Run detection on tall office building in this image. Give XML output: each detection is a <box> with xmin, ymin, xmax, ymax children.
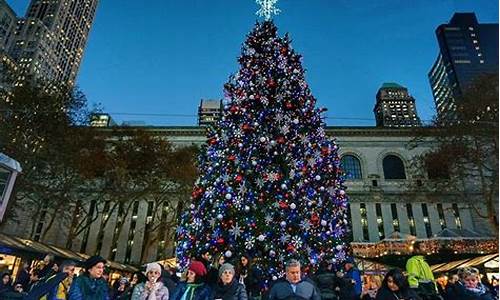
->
<box><xmin>8</xmin><ymin>0</ymin><xmax>98</xmax><ymax>86</ymax></box>
<box><xmin>198</xmin><ymin>99</ymin><xmax>222</xmax><ymax>127</ymax></box>
<box><xmin>374</xmin><ymin>83</ymin><xmax>421</xmax><ymax>128</ymax></box>
<box><xmin>429</xmin><ymin>13</ymin><xmax>499</xmax><ymax>120</ymax></box>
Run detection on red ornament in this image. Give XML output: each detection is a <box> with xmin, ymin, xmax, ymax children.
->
<box><xmin>277</xmin><ymin>136</ymin><xmax>285</xmax><ymax>144</ymax></box>
<box><xmin>279</xmin><ymin>201</ymin><xmax>288</xmax><ymax>209</ymax></box>
<box><xmin>230</xmin><ymin>106</ymin><xmax>238</xmax><ymax>113</ymax></box>
<box><xmin>310</xmin><ymin>213</ymin><xmax>320</xmax><ymax>225</ymax></box>
<box><xmin>268</xmin><ymin>79</ymin><xmax>276</xmax><ymax>88</ymax></box>
<box><xmin>209</xmin><ymin>138</ymin><xmax>217</xmax><ymax>145</ymax></box>
<box><xmin>217</xmin><ymin>238</ymin><xmax>224</xmax><ymax>244</ymax></box>
<box><xmin>228</xmin><ymin>155</ymin><xmax>236</xmax><ymax>161</ymax></box>
<box><xmin>242</xmin><ymin>123</ymin><xmax>253</xmax><ymax>131</ymax></box>
<box><xmin>235</xmin><ymin>174</ymin><xmax>243</xmax><ymax>182</ymax></box>
<box><xmin>286</xmin><ymin>244</ymin><xmax>295</xmax><ymax>252</ymax></box>
<box><xmin>286</xmin><ymin>102</ymin><xmax>293</xmax><ymax>109</ymax></box>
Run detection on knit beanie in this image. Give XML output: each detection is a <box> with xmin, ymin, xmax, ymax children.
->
<box><xmin>145</xmin><ymin>262</ymin><xmax>162</xmax><ymax>275</ymax></box>
<box><xmin>188</xmin><ymin>260</ymin><xmax>207</xmax><ymax>277</ymax></box>
<box><xmin>218</xmin><ymin>263</ymin><xmax>235</xmax><ymax>278</ymax></box>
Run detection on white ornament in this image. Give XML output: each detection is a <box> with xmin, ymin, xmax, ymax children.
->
<box><xmin>260</xmin><ymin>137</ymin><xmax>266</xmax><ymax>143</ymax></box>
<box><xmin>321</xmin><ymin>220</ymin><xmax>328</xmax><ymax>226</ymax></box>
<box><xmin>225</xmin><ymin>193</ymin><xmax>232</xmax><ymax>200</ymax></box>
<box><xmin>244</xmin><ymin>205</ymin><xmax>250</xmax><ymax>212</ymax></box>
<box><xmin>272</xmin><ymin>275</ymin><xmax>278</xmax><ymax>281</ymax></box>
<box><xmin>290</xmin><ymin>203</ymin><xmax>296</xmax><ymax>210</ymax></box>
<box><xmin>269</xmin><ymin>250</ymin><xmax>276</xmax><ymax>257</ymax></box>
<box><xmin>293</xmin><ymin>119</ymin><xmax>299</xmax><ymax>124</ymax></box>
<box><xmin>258</xmin><ymin>234</ymin><xmax>265</xmax><ymax>241</ymax></box>
<box><xmin>251</xmin><ymin>160</ymin><xmax>258</xmax><ymax>166</ymax></box>
<box><xmin>217</xmin><ymin>214</ymin><xmax>223</xmax><ymax>220</ymax></box>
<box><xmin>315</xmin><ymin>175</ymin><xmax>321</xmax><ymax>181</ymax></box>
<box><xmin>225</xmin><ymin>250</ymin><xmax>232</xmax><ymax>258</ymax></box>
<box><xmin>281</xmin><ymin>183</ymin><xmax>287</xmax><ymax>189</ymax></box>
<box><xmin>190</xmin><ymin>204</ymin><xmax>195</xmax><ymax>209</ymax></box>
<box><xmin>280</xmin><ymin>221</ymin><xmax>286</xmax><ymax>227</ymax></box>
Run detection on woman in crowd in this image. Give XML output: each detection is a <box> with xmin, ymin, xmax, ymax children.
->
<box><xmin>170</xmin><ymin>261</ymin><xmax>211</xmax><ymax>300</ymax></box>
<box><xmin>132</xmin><ymin>262</ymin><xmax>169</xmax><ymax>300</ymax></box>
<box><xmin>111</xmin><ymin>277</ymin><xmax>133</xmax><ymax>300</ymax></box>
<box><xmin>375</xmin><ymin>268</ymin><xmax>420</xmax><ymax>300</ymax></box>
<box><xmin>362</xmin><ymin>275</ymin><xmax>382</xmax><ymax>300</ymax></box>
<box><xmin>236</xmin><ymin>255</ymin><xmax>261</xmax><ymax>299</ymax></box>
<box><xmin>449</xmin><ymin>267</ymin><xmax>495</xmax><ymax>300</ymax></box>
<box><xmin>207</xmin><ymin>253</ymin><xmax>226</xmax><ymax>287</ymax></box>
<box><xmin>0</xmin><ymin>272</ymin><xmax>13</xmax><ymax>297</ymax></box>
<box><xmin>212</xmin><ymin>263</ymin><xmax>247</xmax><ymax>300</ymax></box>
<box><xmin>68</xmin><ymin>255</ymin><xmax>110</xmax><ymax>300</ymax></box>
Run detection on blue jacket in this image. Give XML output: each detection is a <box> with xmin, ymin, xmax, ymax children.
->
<box><xmin>170</xmin><ymin>282</ymin><xmax>211</xmax><ymax>300</ymax></box>
<box><xmin>345</xmin><ymin>268</ymin><xmax>362</xmax><ymax>296</ymax></box>
<box><xmin>68</xmin><ymin>274</ymin><xmax>110</xmax><ymax>300</ymax></box>
<box><xmin>268</xmin><ymin>279</ymin><xmax>321</xmax><ymax>300</ymax></box>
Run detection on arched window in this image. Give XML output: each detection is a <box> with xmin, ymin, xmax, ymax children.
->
<box><xmin>383</xmin><ymin>155</ymin><xmax>406</xmax><ymax>179</ymax></box>
<box><xmin>341</xmin><ymin>155</ymin><xmax>362</xmax><ymax>179</ymax></box>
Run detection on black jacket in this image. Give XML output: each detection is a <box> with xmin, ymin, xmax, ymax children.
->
<box><xmin>312</xmin><ymin>271</ymin><xmax>336</xmax><ymax>300</ymax></box>
<box><xmin>375</xmin><ymin>286</ymin><xmax>421</xmax><ymax>300</ymax></box>
<box><xmin>212</xmin><ymin>280</ymin><xmax>248</xmax><ymax>300</ymax></box>
<box><xmin>446</xmin><ymin>283</ymin><xmax>495</xmax><ymax>300</ymax></box>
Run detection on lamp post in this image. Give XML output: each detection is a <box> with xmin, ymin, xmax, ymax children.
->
<box><xmin>0</xmin><ymin>153</ymin><xmax>22</xmax><ymax>222</ymax></box>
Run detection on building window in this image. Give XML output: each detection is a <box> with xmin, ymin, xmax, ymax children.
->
<box><xmin>437</xmin><ymin>204</ymin><xmax>446</xmax><ymax>229</ymax></box>
<box><xmin>360</xmin><ymin>203</ymin><xmax>369</xmax><ymax>241</ymax></box>
<box><xmin>125</xmin><ymin>201</ymin><xmax>140</xmax><ymax>264</ymax></box>
<box><xmin>391</xmin><ymin>203</ymin><xmax>400</xmax><ymax>232</ymax></box>
<box><xmin>375</xmin><ymin>203</ymin><xmax>385</xmax><ymax>240</ymax></box>
<box><xmin>341</xmin><ymin>155</ymin><xmax>362</xmax><ymax>179</ymax></box>
<box><xmin>383</xmin><ymin>155</ymin><xmax>406</xmax><ymax>179</ymax></box>
<box><xmin>452</xmin><ymin>204</ymin><xmax>462</xmax><ymax>229</ymax></box>
<box><xmin>421</xmin><ymin>204</ymin><xmax>432</xmax><ymax>238</ymax></box>
<box><xmin>406</xmin><ymin>204</ymin><xmax>416</xmax><ymax>236</ymax></box>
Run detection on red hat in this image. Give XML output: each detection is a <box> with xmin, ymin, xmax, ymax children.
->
<box><xmin>188</xmin><ymin>261</ymin><xmax>207</xmax><ymax>277</ymax></box>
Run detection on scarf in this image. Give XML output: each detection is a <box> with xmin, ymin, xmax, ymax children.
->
<box><xmin>180</xmin><ymin>283</ymin><xmax>203</xmax><ymax>300</ymax></box>
<box><xmin>466</xmin><ymin>283</ymin><xmax>488</xmax><ymax>295</ymax></box>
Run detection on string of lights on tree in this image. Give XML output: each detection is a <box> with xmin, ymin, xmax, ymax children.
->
<box><xmin>176</xmin><ymin>0</ymin><xmax>351</xmax><ymax>287</ymax></box>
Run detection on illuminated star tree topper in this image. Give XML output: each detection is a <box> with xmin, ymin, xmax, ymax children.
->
<box><xmin>256</xmin><ymin>0</ymin><xmax>281</xmax><ymax>21</ymax></box>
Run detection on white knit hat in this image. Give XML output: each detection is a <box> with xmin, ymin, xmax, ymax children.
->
<box><xmin>145</xmin><ymin>262</ymin><xmax>162</xmax><ymax>275</ymax></box>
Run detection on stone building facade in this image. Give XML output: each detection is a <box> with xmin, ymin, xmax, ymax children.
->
<box><xmin>1</xmin><ymin>126</ymin><xmax>497</xmax><ymax>265</ymax></box>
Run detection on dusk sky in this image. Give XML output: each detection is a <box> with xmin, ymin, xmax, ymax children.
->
<box><xmin>9</xmin><ymin>0</ymin><xmax>499</xmax><ymax>126</ymax></box>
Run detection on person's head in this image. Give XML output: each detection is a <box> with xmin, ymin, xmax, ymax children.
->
<box><xmin>201</xmin><ymin>251</ymin><xmax>211</xmax><ymax>263</ymax></box>
<box><xmin>436</xmin><ymin>273</ymin><xmax>448</xmax><ymax>288</ymax></box>
<box><xmin>145</xmin><ymin>262</ymin><xmax>162</xmax><ymax>283</ymax></box>
<box><xmin>343</xmin><ymin>257</ymin><xmax>355</xmax><ymax>271</ymax></box>
<box><xmin>29</xmin><ymin>270</ymin><xmax>40</xmax><ymax>282</ymax></box>
<box><xmin>213</xmin><ymin>253</ymin><xmax>225</xmax><ymax>269</ymax></box>
<box><xmin>118</xmin><ymin>277</ymin><xmax>129</xmax><ymax>288</ymax></box>
<box><xmin>22</xmin><ymin>262</ymin><xmax>30</xmax><ymax>270</ymax></box>
<box><xmin>285</xmin><ymin>259</ymin><xmax>301</xmax><ymax>284</ymax></box>
<box><xmin>492</xmin><ymin>277</ymin><xmax>498</xmax><ymax>287</ymax></box>
<box><xmin>84</xmin><ymin>255</ymin><xmax>107</xmax><ymax>279</ymax></box>
<box><xmin>448</xmin><ymin>273</ymin><xmax>459</xmax><ymax>284</ymax></box>
<box><xmin>187</xmin><ymin>260</ymin><xmax>207</xmax><ymax>284</ymax></box>
<box><xmin>13</xmin><ymin>282</ymin><xmax>23</xmax><ymax>293</ymax></box>
<box><xmin>131</xmin><ymin>271</ymin><xmax>146</xmax><ymax>285</ymax></box>
<box><xmin>369</xmin><ymin>275</ymin><xmax>382</xmax><ymax>290</ymax></box>
<box><xmin>43</xmin><ymin>254</ymin><xmax>55</xmax><ymax>265</ymax></box>
<box><xmin>2</xmin><ymin>273</ymin><xmax>11</xmax><ymax>285</ymax></box>
<box><xmin>458</xmin><ymin>267</ymin><xmax>480</xmax><ymax>289</ymax></box>
<box><xmin>383</xmin><ymin>269</ymin><xmax>409</xmax><ymax>293</ymax></box>
<box><xmin>60</xmin><ymin>260</ymin><xmax>76</xmax><ymax>278</ymax></box>
<box><xmin>241</xmin><ymin>255</ymin><xmax>249</xmax><ymax>267</ymax></box>
<box><xmin>219</xmin><ymin>263</ymin><xmax>235</xmax><ymax>285</ymax></box>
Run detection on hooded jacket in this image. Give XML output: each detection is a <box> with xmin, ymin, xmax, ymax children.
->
<box><xmin>405</xmin><ymin>255</ymin><xmax>435</xmax><ymax>289</ymax></box>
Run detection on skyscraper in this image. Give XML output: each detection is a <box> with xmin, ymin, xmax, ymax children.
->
<box><xmin>429</xmin><ymin>13</ymin><xmax>498</xmax><ymax>120</ymax></box>
<box><xmin>374</xmin><ymin>82</ymin><xmax>421</xmax><ymax>128</ymax></box>
<box><xmin>8</xmin><ymin>0</ymin><xmax>98</xmax><ymax>86</ymax></box>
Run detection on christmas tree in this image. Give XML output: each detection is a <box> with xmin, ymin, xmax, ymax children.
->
<box><xmin>176</xmin><ymin>20</ymin><xmax>350</xmax><ymax>285</ymax></box>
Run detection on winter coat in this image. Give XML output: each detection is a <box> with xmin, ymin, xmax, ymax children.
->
<box><xmin>405</xmin><ymin>256</ymin><xmax>435</xmax><ymax>290</ymax></box>
<box><xmin>68</xmin><ymin>273</ymin><xmax>110</xmax><ymax>300</ymax></box>
<box><xmin>268</xmin><ymin>279</ymin><xmax>321</xmax><ymax>300</ymax></box>
<box><xmin>23</xmin><ymin>272</ymin><xmax>68</xmax><ymax>300</ymax></box>
<box><xmin>375</xmin><ymin>286</ymin><xmax>421</xmax><ymax>300</ymax></box>
<box><xmin>212</xmin><ymin>279</ymin><xmax>248</xmax><ymax>300</ymax></box>
<box><xmin>447</xmin><ymin>282</ymin><xmax>495</xmax><ymax>300</ymax></box>
<box><xmin>332</xmin><ymin>276</ymin><xmax>356</xmax><ymax>300</ymax></box>
<box><xmin>170</xmin><ymin>282</ymin><xmax>212</xmax><ymax>300</ymax></box>
<box><xmin>312</xmin><ymin>271</ymin><xmax>336</xmax><ymax>300</ymax></box>
<box><xmin>131</xmin><ymin>281</ymin><xmax>169</xmax><ymax>300</ymax></box>
<box><xmin>238</xmin><ymin>266</ymin><xmax>262</xmax><ymax>297</ymax></box>
<box><xmin>344</xmin><ymin>268</ymin><xmax>362</xmax><ymax>297</ymax></box>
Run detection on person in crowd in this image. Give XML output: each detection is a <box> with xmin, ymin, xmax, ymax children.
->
<box><xmin>159</xmin><ymin>264</ymin><xmax>177</xmax><ymax>294</ymax></box>
<box><xmin>448</xmin><ymin>267</ymin><xmax>495</xmax><ymax>300</ymax></box>
<box><xmin>406</xmin><ymin>242</ymin><xmax>438</xmax><ymax>300</ymax></box>
<box><xmin>111</xmin><ymin>277</ymin><xmax>132</xmax><ymax>300</ymax></box>
<box><xmin>16</xmin><ymin>262</ymin><xmax>31</xmax><ymax>291</ymax></box>
<box><xmin>68</xmin><ymin>255</ymin><xmax>110</xmax><ymax>300</ymax></box>
<box><xmin>170</xmin><ymin>260</ymin><xmax>211</xmax><ymax>300</ymax></box>
<box><xmin>333</xmin><ymin>269</ymin><xmax>356</xmax><ymax>300</ymax></box>
<box><xmin>212</xmin><ymin>263</ymin><xmax>247</xmax><ymax>300</ymax></box>
<box><xmin>207</xmin><ymin>253</ymin><xmax>226</xmax><ymax>287</ymax></box>
<box><xmin>490</xmin><ymin>277</ymin><xmax>499</xmax><ymax>300</ymax></box>
<box><xmin>268</xmin><ymin>259</ymin><xmax>320</xmax><ymax>300</ymax></box>
<box><xmin>0</xmin><ymin>281</ymin><xmax>28</xmax><ymax>300</ymax></box>
<box><xmin>0</xmin><ymin>271</ymin><xmax>13</xmax><ymax>296</ymax></box>
<box><xmin>131</xmin><ymin>271</ymin><xmax>148</xmax><ymax>290</ymax></box>
<box><xmin>39</xmin><ymin>254</ymin><xmax>56</xmax><ymax>279</ymax></box>
<box><xmin>27</xmin><ymin>269</ymin><xmax>42</xmax><ymax>292</ymax></box>
<box><xmin>343</xmin><ymin>257</ymin><xmax>362</xmax><ymax>299</ymax></box>
<box><xmin>375</xmin><ymin>268</ymin><xmax>421</xmax><ymax>300</ymax></box>
<box><xmin>26</xmin><ymin>259</ymin><xmax>76</xmax><ymax>300</ymax></box>
<box><xmin>236</xmin><ymin>254</ymin><xmax>261</xmax><ymax>300</ymax></box>
<box><xmin>312</xmin><ymin>260</ymin><xmax>336</xmax><ymax>300</ymax></box>
<box><xmin>361</xmin><ymin>275</ymin><xmax>382</xmax><ymax>300</ymax></box>
<box><xmin>132</xmin><ymin>262</ymin><xmax>169</xmax><ymax>300</ymax></box>
<box><xmin>435</xmin><ymin>273</ymin><xmax>447</xmax><ymax>298</ymax></box>
<box><xmin>441</xmin><ymin>273</ymin><xmax>459</xmax><ymax>300</ymax></box>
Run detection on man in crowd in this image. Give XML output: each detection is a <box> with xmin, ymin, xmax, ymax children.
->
<box><xmin>268</xmin><ymin>259</ymin><xmax>321</xmax><ymax>300</ymax></box>
<box><xmin>406</xmin><ymin>242</ymin><xmax>439</xmax><ymax>300</ymax></box>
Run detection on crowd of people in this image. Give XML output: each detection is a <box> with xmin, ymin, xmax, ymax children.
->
<box><xmin>0</xmin><ymin>248</ymin><xmax>497</xmax><ymax>300</ymax></box>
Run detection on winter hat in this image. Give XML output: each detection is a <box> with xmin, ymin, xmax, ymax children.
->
<box><xmin>145</xmin><ymin>262</ymin><xmax>162</xmax><ymax>275</ymax></box>
<box><xmin>218</xmin><ymin>263</ymin><xmax>235</xmax><ymax>277</ymax></box>
<box><xmin>188</xmin><ymin>260</ymin><xmax>207</xmax><ymax>277</ymax></box>
<box><xmin>84</xmin><ymin>255</ymin><xmax>107</xmax><ymax>270</ymax></box>
<box><xmin>119</xmin><ymin>277</ymin><xmax>129</xmax><ymax>285</ymax></box>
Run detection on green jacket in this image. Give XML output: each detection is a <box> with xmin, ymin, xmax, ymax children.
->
<box><xmin>406</xmin><ymin>255</ymin><xmax>435</xmax><ymax>288</ymax></box>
